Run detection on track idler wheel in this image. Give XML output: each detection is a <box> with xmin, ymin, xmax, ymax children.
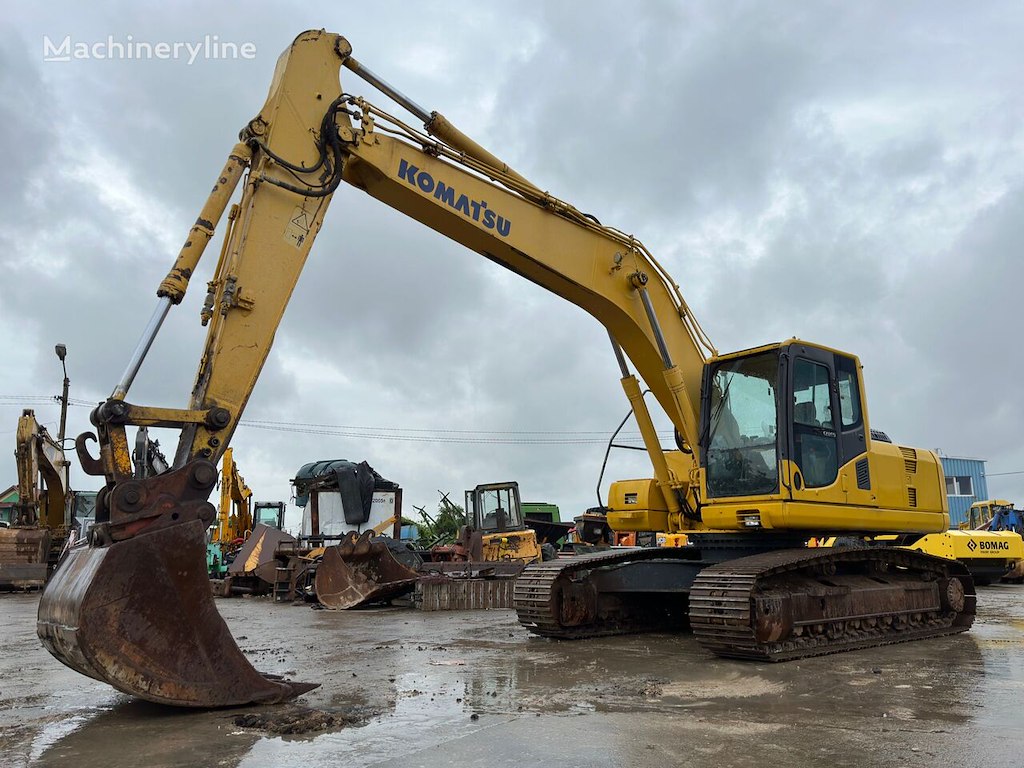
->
<box><xmin>940</xmin><ymin>576</ymin><xmax>966</xmax><ymax>613</ymax></box>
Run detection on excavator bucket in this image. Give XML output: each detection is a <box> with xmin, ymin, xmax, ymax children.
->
<box><xmin>314</xmin><ymin>531</ymin><xmax>419</xmax><ymax>609</ymax></box>
<box><xmin>37</xmin><ymin>519</ymin><xmax>317</xmax><ymax>707</ymax></box>
<box><xmin>0</xmin><ymin>528</ymin><xmax>51</xmax><ymax>589</ymax></box>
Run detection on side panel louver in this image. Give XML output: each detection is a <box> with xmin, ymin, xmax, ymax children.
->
<box><xmin>856</xmin><ymin>459</ymin><xmax>870</xmax><ymax>490</ymax></box>
<box><xmin>900</xmin><ymin>447</ymin><xmax>918</xmax><ymax>475</ymax></box>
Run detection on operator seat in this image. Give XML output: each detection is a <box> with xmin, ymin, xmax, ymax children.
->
<box><xmin>794</xmin><ymin>402</ymin><xmax>819</xmax><ymax>427</ymax></box>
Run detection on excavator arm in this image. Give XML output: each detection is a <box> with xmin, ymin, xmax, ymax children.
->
<box><xmin>1</xmin><ymin>410</ymin><xmax>67</xmax><ymax>589</ymax></box>
<box><xmin>213</xmin><ymin>448</ymin><xmax>253</xmax><ymax>544</ymax></box>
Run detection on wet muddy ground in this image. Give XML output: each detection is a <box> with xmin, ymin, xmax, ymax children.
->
<box><xmin>2</xmin><ymin>584</ymin><xmax>1023</xmax><ymax>767</ymax></box>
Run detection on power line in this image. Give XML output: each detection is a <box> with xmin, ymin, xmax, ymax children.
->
<box><xmin>0</xmin><ymin>394</ymin><xmax>672</xmax><ymax>446</ymax></box>
<box><xmin>987</xmin><ymin>470</ymin><xmax>1024</xmax><ymax>477</ymax></box>
<box><xmin>0</xmin><ymin>396</ymin><xmax>94</xmax><ymax>407</ymax></box>
<box><xmin>238</xmin><ymin>421</ymin><xmax>660</xmax><ymax>445</ymax></box>
<box><xmin>241</xmin><ymin>417</ymin><xmax>664</xmax><ymax>437</ymax></box>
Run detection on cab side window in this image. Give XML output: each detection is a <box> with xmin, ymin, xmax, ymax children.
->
<box><xmin>835</xmin><ymin>356</ymin><xmax>862</xmax><ymax>429</ymax></box>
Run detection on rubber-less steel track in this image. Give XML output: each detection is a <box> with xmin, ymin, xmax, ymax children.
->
<box><xmin>689</xmin><ymin>547</ymin><xmax>976</xmax><ymax>661</ymax></box>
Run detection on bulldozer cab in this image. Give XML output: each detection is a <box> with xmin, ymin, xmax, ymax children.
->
<box><xmin>465</xmin><ymin>482</ymin><xmax>525</xmax><ymax>534</ymax></box>
<box><xmin>253</xmin><ymin>501</ymin><xmax>286</xmax><ymax>529</ymax></box>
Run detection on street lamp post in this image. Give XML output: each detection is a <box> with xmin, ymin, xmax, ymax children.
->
<box><xmin>55</xmin><ymin>344</ymin><xmax>69</xmax><ymax>445</ymax></box>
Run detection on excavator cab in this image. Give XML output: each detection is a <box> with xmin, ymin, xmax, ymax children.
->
<box><xmin>963</xmin><ymin>500</ymin><xmax>1016</xmax><ymax>531</ymax></box>
<box><xmin>699</xmin><ymin>340</ymin><xmax>949</xmax><ymax>534</ymax></box>
<box><xmin>254</xmin><ymin>501</ymin><xmax>286</xmax><ymax>529</ymax></box>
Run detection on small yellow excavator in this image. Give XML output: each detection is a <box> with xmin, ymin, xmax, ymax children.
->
<box><xmin>39</xmin><ymin>30</ymin><xmax>976</xmax><ymax>709</ymax></box>
<box><xmin>207</xmin><ymin>447</ymin><xmax>253</xmax><ymax>578</ymax></box>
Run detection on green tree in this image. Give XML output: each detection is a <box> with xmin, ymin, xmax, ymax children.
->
<box><xmin>415</xmin><ymin>493</ymin><xmax>466</xmax><ymax>546</ymax></box>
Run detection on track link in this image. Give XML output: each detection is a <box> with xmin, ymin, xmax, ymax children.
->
<box><xmin>689</xmin><ymin>547</ymin><xmax>976</xmax><ymax>661</ymax></box>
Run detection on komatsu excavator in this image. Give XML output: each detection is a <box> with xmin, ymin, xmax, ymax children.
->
<box><xmin>38</xmin><ymin>30</ymin><xmax>975</xmax><ymax>708</ymax></box>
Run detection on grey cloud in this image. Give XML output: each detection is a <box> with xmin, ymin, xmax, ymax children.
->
<box><xmin>3</xmin><ymin>1</ymin><xmax>1023</xmax><ymax>516</ymax></box>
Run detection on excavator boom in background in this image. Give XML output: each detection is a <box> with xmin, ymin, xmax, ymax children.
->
<box><xmin>38</xmin><ymin>30</ymin><xmax>975</xmax><ymax>708</ymax></box>
<box><xmin>207</xmin><ymin>447</ymin><xmax>253</xmax><ymax>577</ymax></box>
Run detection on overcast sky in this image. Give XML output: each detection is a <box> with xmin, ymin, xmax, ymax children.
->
<box><xmin>2</xmin><ymin>2</ymin><xmax>1022</xmax><ymax>530</ymax></box>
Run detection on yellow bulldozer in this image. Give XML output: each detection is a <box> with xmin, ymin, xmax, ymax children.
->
<box><xmin>428</xmin><ymin>482</ymin><xmax>544</xmax><ymax>565</ymax></box>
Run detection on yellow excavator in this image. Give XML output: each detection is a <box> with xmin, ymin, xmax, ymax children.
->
<box><xmin>3</xmin><ymin>410</ymin><xmax>69</xmax><ymax>588</ymax></box>
<box><xmin>38</xmin><ymin>30</ymin><xmax>975</xmax><ymax>708</ymax></box>
<box><xmin>206</xmin><ymin>447</ymin><xmax>253</xmax><ymax>577</ymax></box>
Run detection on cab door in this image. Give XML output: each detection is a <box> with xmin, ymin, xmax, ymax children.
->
<box><xmin>788</xmin><ymin>347</ymin><xmax>841</xmax><ymax>496</ymax></box>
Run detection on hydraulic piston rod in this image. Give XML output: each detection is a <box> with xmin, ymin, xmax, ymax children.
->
<box><xmin>112</xmin><ymin>297</ymin><xmax>173</xmax><ymax>400</ymax></box>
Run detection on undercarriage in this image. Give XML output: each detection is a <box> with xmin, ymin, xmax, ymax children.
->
<box><xmin>514</xmin><ymin>538</ymin><xmax>975</xmax><ymax>661</ymax></box>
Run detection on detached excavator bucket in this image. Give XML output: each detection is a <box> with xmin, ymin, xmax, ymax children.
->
<box><xmin>37</xmin><ymin>519</ymin><xmax>317</xmax><ymax>707</ymax></box>
<box><xmin>315</xmin><ymin>532</ymin><xmax>419</xmax><ymax>609</ymax></box>
<box><xmin>0</xmin><ymin>527</ymin><xmax>51</xmax><ymax>589</ymax></box>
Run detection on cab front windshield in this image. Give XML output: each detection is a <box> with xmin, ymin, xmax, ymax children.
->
<box><xmin>469</xmin><ymin>486</ymin><xmax>523</xmax><ymax>531</ymax></box>
<box><xmin>705</xmin><ymin>352</ymin><xmax>779</xmax><ymax>497</ymax></box>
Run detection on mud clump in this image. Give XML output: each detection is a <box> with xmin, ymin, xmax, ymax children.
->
<box><xmin>233</xmin><ymin>705</ymin><xmax>365</xmax><ymax>735</ymax></box>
